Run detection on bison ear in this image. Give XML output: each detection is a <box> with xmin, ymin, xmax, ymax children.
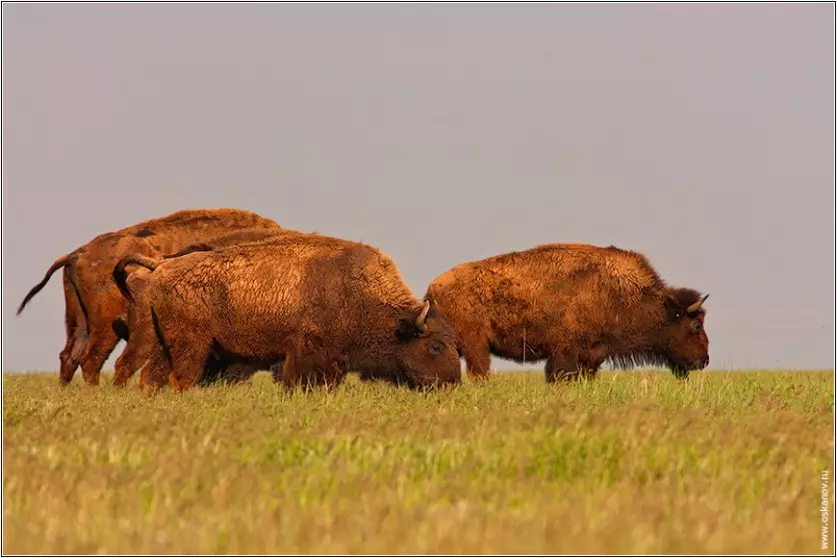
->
<box><xmin>664</xmin><ymin>295</ymin><xmax>684</xmax><ymax>321</ymax></box>
<box><xmin>395</xmin><ymin>319</ymin><xmax>422</xmax><ymax>342</ymax></box>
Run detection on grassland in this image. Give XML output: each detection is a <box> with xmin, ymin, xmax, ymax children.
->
<box><xmin>3</xmin><ymin>369</ymin><xmax>834</xmax><ymax>554</ymax></box>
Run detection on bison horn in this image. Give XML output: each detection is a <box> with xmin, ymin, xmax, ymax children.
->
<box><xmin>415</xmin><ymin>300</ymin><xmax>431</xmax><ymax>331</ymax></box>
<box><xmin>686</xmin><ymin>293</ymin><xmax>709</xmax><ymax>314</ymax></box>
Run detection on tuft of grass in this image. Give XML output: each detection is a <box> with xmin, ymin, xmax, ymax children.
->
<box><xmin>3</xmin><ymin>369</ymin><xmax>834</xmax><ymax>554</ymax></box>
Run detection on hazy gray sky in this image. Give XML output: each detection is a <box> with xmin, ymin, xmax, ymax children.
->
<box><xmin>3</xmin><ymin>3</ymin><xmax>834</xmax><ymax>372</ymax></box>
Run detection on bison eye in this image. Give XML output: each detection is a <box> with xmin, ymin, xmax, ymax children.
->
<box><xmin>429</xmin><ymin>339</ymin><xmax>446</xmax><ymax>356</ymax></box>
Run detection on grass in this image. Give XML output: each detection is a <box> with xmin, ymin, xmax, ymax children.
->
<box><xmin>3</xmin><ymin>369</ymin><xmax>834</xmax><ymax>554</ymax></box>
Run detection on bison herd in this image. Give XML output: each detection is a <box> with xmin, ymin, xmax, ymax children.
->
<box><xmin>17</xmin><ymin>208</ymin><xmax>710</xmax><ymax>392</ymax></box>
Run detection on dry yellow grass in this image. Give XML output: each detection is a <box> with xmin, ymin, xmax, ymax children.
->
<box><xmin>3</xmin><ymin>369</ymin><xmax>834</xmax><ymax>554</ymax></box>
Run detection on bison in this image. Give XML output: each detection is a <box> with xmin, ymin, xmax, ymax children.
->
<box><xmin>124</xmin><ymin>233</ymin><xmax>461</xmax><ymax>392</ymax></box>
<box><xmin>16</xmin><ymin>208</ymin><xmax>281</xmax><ymax>386</ymax></box>
<box><xmin>111</xmin><ymin>228</ymin><xmax>299</xmax><ymax>387</ymax></box>
<box><xmin>425</xmin><ymin>243</ymin><xmax>710</xmax><ymax>382</ymax></box>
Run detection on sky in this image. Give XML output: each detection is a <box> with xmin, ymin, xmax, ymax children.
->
<box><xmin>2</xmin><ymin>2</ymin><xmax>834</xmax><ymax>372</ymax></box>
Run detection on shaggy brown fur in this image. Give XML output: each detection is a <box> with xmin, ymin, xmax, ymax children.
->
<box><xmin>425</xmin><ymin>243</ymin><xmax>710</xmax><ymax>382</ymax></box>
<box><xmin>111</xmin><ymin>228</ymin><xmax>293</xmax><ymax>386</ymax></box>
<box><xmin>17</xmin><ymin>209</ymin><xmax>281</xmax><ymax>386</ymax></box>
<box><xmin>132</xmin><ymin>233</ymin><xmax>461</xmax><ymax>392</ymax></box>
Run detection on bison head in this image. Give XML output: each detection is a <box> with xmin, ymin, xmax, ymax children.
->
<box><xmin>658</xmin><ymin>289</ymin><xmax>710</xmax><ymax>378</ymax></box>
<box><xmin>394</xmin><ymin>300</ymin><xmax>461</xmax><ymax>387</ymax></box>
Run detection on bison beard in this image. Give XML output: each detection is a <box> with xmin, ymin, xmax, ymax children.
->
<box><xmin>135</xmin><ymin>234</ymin><xmax>462</xmax><ymax>392</ymax></box>
<box><xmin>16</xmin><ymin>208</ymin><xmax>282</xmax><ymax>387</ymax></box>
<box><xmin>425</xmin><ymin>243</ymin><xmax>710</xmax><ymax>382</ymax></box>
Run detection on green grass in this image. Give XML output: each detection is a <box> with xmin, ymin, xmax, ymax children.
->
<box><xmin>3</xmin><ymin>370</ymin><xmax>834</xmax><ymax>554</ymax></box>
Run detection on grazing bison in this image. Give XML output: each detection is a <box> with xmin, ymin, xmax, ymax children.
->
<box><xmin>425</xmin><ymin>243</ymin><xmax>710</xmax><ymax>382</ymax></box>
<box><xmin>111</xmin><ymin>228</ymin><xmax>297</xmax><ymax>387</ymax></box>
<box><xmin>125</xmin><ymin>233</ymin><xmax>461</xmax><ymax>392</ymax></box>
<box><xmin>16</xmin><ymin>208</ymin><xmax>281</xmax><ymax>386</ymax></box>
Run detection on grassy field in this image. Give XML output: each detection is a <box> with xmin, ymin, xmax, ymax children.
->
<box><xmin>3</xmin><ymin>369</ymin><xmax>834</xmax><ymax>554</ymax></box>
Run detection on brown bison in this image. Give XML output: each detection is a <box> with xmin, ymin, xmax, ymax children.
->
<box><xmin>425</xmin><ymin>243</ymin><xmax>710</xmax><ymax>382</ymax></box>
<box><xmin>16</xmin><ymin>208</ymin><xmax>281</xmax><ymax>386</ymax></box>
<box><xmin>125</xmin><ymin>233</ymin><xmax>461</xmax><ymax>392</ymax></box>
<box><xmin>111</xmin><ymin>227</ymin><xmax>294</xmax><ymax>387</ymax></box>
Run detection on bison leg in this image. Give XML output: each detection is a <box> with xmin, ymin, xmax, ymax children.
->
<box><xmin>545</xmin><ymin>348</ymin><xmax>602</xmax><ymax>383</ymax></box>
<box><xmin>58</xmin><ymin>320</ymin><xmax>83</xmax><ymax>385</ymax></box>
<box><xmin>58</xmin><ymin>276</ymin><xmax>85</xmax><ymax>385</ymax></box>
<box><xmin>218</xmin><ymin>362</ymin><xmax>261</xmax><ymax>385</ymax></box>
<box><xmin>113</xmin><ymin>340</ymin><xmax>149</xmax><ymax>387</ymax></box>
<box><xmin>270</xmin><ymin>362</ymin><xmax>283</xmax><ymax>383</ymax></box>
<box><xmin>576</xmin><ymin>358</ymin><xmax>603</xmax><ymax>381</ymax></box>
<box><xmin>315</xmin><ymin>360</ymin><xmax>346</xmax><ymax>391</ymax></box>
<box><xmin>167</xmin><ymin>341</ymin><xmax>211</xmax><ymax>392</ymax></box>
<box><xmin>79</xmin><ymin>326</ymin><xmax>121</xmax><ymax>387</ymax></box>
<box><xmin>281</xmin><ymin>355</ymin><xmax>322</xmax><ymax>392</ymax></box>
<box><xmin>279</xmin><ymin>337</ymin><xmax>313</xmax><ymax>391</ymax></box>
<box><xmin>198</xmin><ymin>358</ymin><xmax>265</xmax><ymax>386</ymax></box>
<box><xmin>200</xmin><ymin>354</ymin><xmax>226</xmax><ymax>385</ymax></box>
<box><xmin>59</xmin><ymin>332</ymin><xmax>86</xmax><ymax>385</ymax></box>
<box><xmin>140</xmin><ymin>334</ymin><xmax>209</xmax><ymax>393</ymax></box>
<box><xmin>114</xmin><ymin>304</ymin><xmax>155</xmax><ymax>387</ymax></box>
<box><xmin>280</xmin><ymin>340</ymin><xmax>337</xmax><ymax>392</ymax></box>
<box><xmin>545</xmin><ymin>352</ymin><xmax>581</xmax><ymax>383</ymax></box>
<box><xmin>139</xmin><ymin>346</ymin><xmax>169</xmax><ymax>394</ymax></box>
<box><xmin>578</xmin><ymin>343</ymin><xmax>607</xmax><ymax>380</ymax></box>
<box><xmin>462</xmin><ymin>341</ymin><xmax>491</xmax><ymax>382</ymax></box>
<box><xmin>280</xmin><ymin>346</ymin><xmax>303</xmax><ymax>391</ymax></box>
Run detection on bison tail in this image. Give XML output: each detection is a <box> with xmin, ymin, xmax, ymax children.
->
<box><xmin>17</xmin><ymin>249</ymin><xmax>82</xmax><ymax>315</ymax></box>
<box><xmin>163</xmin><ymin>243</ymin><xmax>214</xmax><ymax>260</ymax></box>
<box><xmin>113</xmin><ymin>254</ymin><xmax>160</xmax><ymax>303</ymax></box>
<box><xmin>150</xmin><ymin>305</ymin><xmax>172</xmax><ymax>368</ymax></box>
